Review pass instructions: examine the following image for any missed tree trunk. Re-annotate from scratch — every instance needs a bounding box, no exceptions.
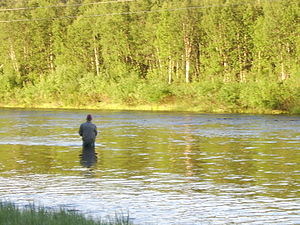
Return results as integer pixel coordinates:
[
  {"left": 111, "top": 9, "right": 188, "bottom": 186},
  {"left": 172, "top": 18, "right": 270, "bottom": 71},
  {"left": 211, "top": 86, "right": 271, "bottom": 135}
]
[
  {"left": 49, "top": 35, "right": 55, "bottom": 72},
  {"left": 185, "top": 58, "right": 190, "bottom": 83},
  {"left": 9, "top": 40, "right": 19, "bottom": 73},
  {"left": 176, "top": 61, "right": 179, "bottom": 80},
  {"left": 280, "top": 53, "right": 288, "bottom": 81},
  {"left": 183, "top": 24, "right": 192, "bottom": 83},
  {"left": 168, "top": 58, "right": 173, "bottom": 84},
  {"left": 93, "top": 36, "right": 100, "bottom": 76}
]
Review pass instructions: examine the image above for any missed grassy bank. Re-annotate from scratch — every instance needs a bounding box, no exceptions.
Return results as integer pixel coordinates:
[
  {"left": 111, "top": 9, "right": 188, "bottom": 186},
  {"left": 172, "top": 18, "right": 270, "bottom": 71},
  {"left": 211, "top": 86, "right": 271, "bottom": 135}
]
[
  {"left": 0, "top": 100, "right": 291, "bottom": 115},
  {"left": 0, "top": 77, "right": 299, "bottom": 114},
  {"left": 0, "top": 202, "right": 133, "bottom": 225}
]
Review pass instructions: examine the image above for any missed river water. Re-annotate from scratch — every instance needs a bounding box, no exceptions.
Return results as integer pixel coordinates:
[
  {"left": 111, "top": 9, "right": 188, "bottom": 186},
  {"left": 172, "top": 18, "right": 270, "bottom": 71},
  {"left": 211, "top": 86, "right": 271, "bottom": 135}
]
[{"left": 0, "top": 108, "right": 299, "bottom": 224}]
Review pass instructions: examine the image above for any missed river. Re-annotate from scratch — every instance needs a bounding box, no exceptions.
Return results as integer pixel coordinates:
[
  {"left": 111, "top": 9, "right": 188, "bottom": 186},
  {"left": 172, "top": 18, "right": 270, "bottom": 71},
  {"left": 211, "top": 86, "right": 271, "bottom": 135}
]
[{"left": 0, "top": 108, "right": 299, "bottom": 224}]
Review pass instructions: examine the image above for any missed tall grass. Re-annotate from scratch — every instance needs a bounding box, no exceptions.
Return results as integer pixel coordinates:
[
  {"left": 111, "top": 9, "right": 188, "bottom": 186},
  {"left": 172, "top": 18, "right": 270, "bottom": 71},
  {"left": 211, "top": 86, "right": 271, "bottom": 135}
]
[{"left": 0, "top": 202, "right": 133, "bottom": 225}]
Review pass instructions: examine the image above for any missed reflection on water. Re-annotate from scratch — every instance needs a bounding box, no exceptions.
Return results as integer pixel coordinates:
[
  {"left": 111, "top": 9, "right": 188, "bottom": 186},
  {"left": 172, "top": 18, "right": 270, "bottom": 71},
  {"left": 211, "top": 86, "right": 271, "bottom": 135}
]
[
  {"left": 0, "top": 109, "right": 299, "bottom": 224},
  {"left": 80, "top": 144, "right": 97, "bottom": 168}
]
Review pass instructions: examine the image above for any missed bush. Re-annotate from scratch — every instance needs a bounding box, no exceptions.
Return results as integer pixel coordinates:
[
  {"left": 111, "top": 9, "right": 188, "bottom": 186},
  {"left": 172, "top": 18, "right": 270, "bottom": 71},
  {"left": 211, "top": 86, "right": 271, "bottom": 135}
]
[
  {"left": 140, "top": 80, "right": 173, "bottom": 103},
  {"left": 108, "top": 75, "right": 142, "bottom": 104},
  {"left": 239, "top": 81, "right": 295, "bottom": 110},
  {"left": 217, "top": 83, "right": 241, "bottom": 106},
  {"left": 47, "top": 65, "right": 86, "bottom": 95},
  {"left": 0, "top": 74, "right": 11, "bottom": 99}
]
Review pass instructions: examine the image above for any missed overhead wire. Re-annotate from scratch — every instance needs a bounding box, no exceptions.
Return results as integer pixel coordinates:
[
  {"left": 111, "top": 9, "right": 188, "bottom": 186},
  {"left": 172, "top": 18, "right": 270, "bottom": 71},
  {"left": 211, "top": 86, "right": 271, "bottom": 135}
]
[
  {"left": 0, "top": 0, "right": 283, "bottom": 23},
  {"left": 0, "top": 0, "right": 135, "bottom": 12}
]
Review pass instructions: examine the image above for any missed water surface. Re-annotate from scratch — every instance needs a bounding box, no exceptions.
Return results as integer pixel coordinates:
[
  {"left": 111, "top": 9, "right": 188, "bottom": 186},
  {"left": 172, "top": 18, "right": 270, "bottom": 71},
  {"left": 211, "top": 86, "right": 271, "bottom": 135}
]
[{"left": 0, "top": 109, "right": 299, "bottom": 224}]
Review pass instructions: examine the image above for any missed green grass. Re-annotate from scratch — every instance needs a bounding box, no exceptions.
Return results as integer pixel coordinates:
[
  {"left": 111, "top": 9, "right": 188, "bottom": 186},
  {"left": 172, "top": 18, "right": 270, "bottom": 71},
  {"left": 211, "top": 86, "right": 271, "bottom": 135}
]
[{"left": 0, "top": 202, "right": 133, "bottom": 225}]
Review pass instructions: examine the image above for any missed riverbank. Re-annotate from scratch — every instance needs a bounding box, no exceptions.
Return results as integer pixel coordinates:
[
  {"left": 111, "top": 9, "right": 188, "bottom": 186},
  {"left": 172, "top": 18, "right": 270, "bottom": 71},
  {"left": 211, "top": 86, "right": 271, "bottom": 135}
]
[
  {"left": 0, "top": 79, "right": 299, "bottom": 115},
  {"left": 0, "top": 101, "right": 289, "bottom": 115},
  {"left": 0, "top": 202, "right": 133, "bottom": 225}
]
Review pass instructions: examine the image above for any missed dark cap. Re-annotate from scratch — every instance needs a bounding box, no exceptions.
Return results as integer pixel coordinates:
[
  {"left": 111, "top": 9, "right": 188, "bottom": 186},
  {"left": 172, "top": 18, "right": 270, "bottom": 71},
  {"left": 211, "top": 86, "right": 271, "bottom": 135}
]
[{"left": 86, "top": 114, "right": 92, "bottom": 121}]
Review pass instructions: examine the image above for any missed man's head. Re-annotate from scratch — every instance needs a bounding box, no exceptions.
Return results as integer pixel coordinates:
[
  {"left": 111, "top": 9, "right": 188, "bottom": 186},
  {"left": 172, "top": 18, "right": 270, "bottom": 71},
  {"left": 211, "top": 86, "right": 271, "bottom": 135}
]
[{"left": 86, "top": 114, "right": 92, "bottom": 121}]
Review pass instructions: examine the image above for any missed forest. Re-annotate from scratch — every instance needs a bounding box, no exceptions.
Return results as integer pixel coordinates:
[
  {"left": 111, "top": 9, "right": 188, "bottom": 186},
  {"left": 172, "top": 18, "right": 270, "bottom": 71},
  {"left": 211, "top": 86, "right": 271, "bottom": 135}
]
[{"left": 0, "top": 0, "right": 299, "bottom": 113}]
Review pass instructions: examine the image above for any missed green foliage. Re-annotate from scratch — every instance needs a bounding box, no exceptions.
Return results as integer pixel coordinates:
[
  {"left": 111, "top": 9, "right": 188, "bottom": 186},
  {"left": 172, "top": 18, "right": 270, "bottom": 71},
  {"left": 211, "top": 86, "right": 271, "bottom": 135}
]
[
  {"left": 140, "top": 80, "right": 173, "bottom": 103},
  {"left": 0, "top": 0, "right": 299, "bottom": 113},
  {"left": 239, "top": 81, "right": 295, "bottom": 110},
  {"left": 218, "top": 83, "right": 241, "bottom": 106},
  {"left": 47, "top": 65, "right": 84, "bottom": 95},
  {"left": 0, "top": 75, "right": 11, "bottom": 101}
]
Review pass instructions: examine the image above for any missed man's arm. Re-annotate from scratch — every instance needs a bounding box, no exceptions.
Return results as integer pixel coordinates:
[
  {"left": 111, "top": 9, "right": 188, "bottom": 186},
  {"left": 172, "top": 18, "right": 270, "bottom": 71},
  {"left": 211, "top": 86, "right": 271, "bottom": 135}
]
[{"left": 94, "top": 125, "right": 98, "bottom": 136}]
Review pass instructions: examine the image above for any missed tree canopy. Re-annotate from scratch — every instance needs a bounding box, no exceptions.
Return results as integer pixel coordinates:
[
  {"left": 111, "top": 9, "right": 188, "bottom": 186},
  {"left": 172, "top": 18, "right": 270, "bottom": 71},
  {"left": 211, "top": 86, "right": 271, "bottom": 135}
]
[{"left": 0, "top": 0, "right": 299, "bottom": 113}]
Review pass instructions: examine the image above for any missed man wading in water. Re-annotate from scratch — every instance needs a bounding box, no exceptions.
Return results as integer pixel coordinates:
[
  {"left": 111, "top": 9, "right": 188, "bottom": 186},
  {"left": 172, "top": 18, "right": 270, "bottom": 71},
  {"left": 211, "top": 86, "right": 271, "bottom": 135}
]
[{"left": 79, "top": 114, "right": 98, "bottom": 147}]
